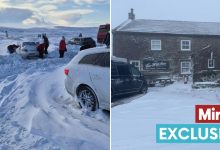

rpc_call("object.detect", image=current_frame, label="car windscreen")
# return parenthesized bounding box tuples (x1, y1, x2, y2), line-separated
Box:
(85, 38, 91, 40)
(22, 42, 36, 47)
(98, 28, 108, 32)
(98, 25, 110, 32)
(130, 66, 141, 76)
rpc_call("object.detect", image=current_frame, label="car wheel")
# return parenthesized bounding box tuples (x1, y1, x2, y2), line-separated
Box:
(77, 86, 98, 111)
(140, 84, 148, 94)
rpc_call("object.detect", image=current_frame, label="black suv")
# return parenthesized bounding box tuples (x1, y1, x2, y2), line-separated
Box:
(68, 37, 96, 50)
(111, 60, 148, 99)
(80, 37, 96, 51)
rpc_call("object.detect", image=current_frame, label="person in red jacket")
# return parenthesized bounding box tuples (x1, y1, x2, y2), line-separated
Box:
(37, 39, 45, 59)
(59, 36, 66, 58)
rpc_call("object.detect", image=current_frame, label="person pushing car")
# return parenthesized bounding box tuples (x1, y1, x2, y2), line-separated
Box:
(37, 39, 45, 59)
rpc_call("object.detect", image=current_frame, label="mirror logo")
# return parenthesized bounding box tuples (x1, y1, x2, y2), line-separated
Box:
(156, 105, 220, 143)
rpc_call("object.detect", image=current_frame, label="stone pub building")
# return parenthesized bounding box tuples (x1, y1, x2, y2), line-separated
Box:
(113, 9, 220, 82)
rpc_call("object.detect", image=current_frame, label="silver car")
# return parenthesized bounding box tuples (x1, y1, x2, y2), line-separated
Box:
(18, 42, 39, 58)
(64, 47, 110, 111)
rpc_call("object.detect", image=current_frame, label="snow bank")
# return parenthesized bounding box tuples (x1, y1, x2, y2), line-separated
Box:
(0, 27, 109, 150)
(0, 62, 109, 150)
(112, 82, 220, 150)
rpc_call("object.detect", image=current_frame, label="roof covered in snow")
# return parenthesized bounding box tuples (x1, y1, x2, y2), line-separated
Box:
(114, 19, 220, 36)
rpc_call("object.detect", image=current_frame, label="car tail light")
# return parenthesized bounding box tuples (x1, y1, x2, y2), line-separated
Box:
(64, 68, 69, 75)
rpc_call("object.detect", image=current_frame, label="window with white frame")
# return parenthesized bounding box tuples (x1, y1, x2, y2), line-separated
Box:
(208, 59, 215, 68)
(151, 40, 161, 50)
(130, 60, 140, 70)
(181, 40, 191, 51)
(181, 61, 191, 74)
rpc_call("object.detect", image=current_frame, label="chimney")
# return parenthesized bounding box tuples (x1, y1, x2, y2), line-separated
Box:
(128, 8, 135, 20)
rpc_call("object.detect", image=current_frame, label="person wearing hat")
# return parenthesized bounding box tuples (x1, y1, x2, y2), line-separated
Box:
(43, 34, 49, 54)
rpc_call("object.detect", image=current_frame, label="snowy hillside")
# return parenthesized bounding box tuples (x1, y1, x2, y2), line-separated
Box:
(112, 82, 220, 150)
(0, 27, 109, 150)
(0, 26, 98, 56)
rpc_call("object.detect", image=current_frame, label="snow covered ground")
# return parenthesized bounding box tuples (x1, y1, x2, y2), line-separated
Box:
(111, 82, 220, 150)
(0, 27, 109, 150)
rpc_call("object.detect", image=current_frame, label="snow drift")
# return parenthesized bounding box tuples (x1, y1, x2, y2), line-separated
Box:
(0, 27, 109, 150)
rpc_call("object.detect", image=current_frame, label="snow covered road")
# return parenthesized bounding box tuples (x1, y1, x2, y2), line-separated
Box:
(112, 82, 220, 150)
(0, 54, 109, 150)
(0, 27, 109, 150)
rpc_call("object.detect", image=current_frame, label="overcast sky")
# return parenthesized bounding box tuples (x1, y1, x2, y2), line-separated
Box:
(0, 0, 109, 28)
(112, 0, 220, 28)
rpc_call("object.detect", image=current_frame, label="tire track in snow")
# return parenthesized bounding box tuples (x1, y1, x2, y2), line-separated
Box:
(25, 69, 109, 149)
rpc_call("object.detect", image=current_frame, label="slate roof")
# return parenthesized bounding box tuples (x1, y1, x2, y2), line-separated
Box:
(114, 19, 220, 36)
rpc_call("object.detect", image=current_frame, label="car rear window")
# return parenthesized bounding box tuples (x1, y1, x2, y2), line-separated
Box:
(74, 38, 81, 41)
(79, 52, 110, 67)
(83, 38, 93, 43)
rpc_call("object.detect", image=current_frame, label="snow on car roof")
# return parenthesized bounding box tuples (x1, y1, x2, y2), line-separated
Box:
(22, 37, 39, 41)
(78, 46, 109, 55)
(114, 19, 220, 36)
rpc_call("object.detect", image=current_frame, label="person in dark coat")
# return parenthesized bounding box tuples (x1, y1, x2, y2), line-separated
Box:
(37, 40, 45, 59)
(59, 36, 66, 58)
(43, 34, 49, 54)
(7, 44, 19, 54)
(103, 32, 110, 48)
(79, 33, 82, 37)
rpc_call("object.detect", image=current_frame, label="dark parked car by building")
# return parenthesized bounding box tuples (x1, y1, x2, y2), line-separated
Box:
(111, 58, 148, 99)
